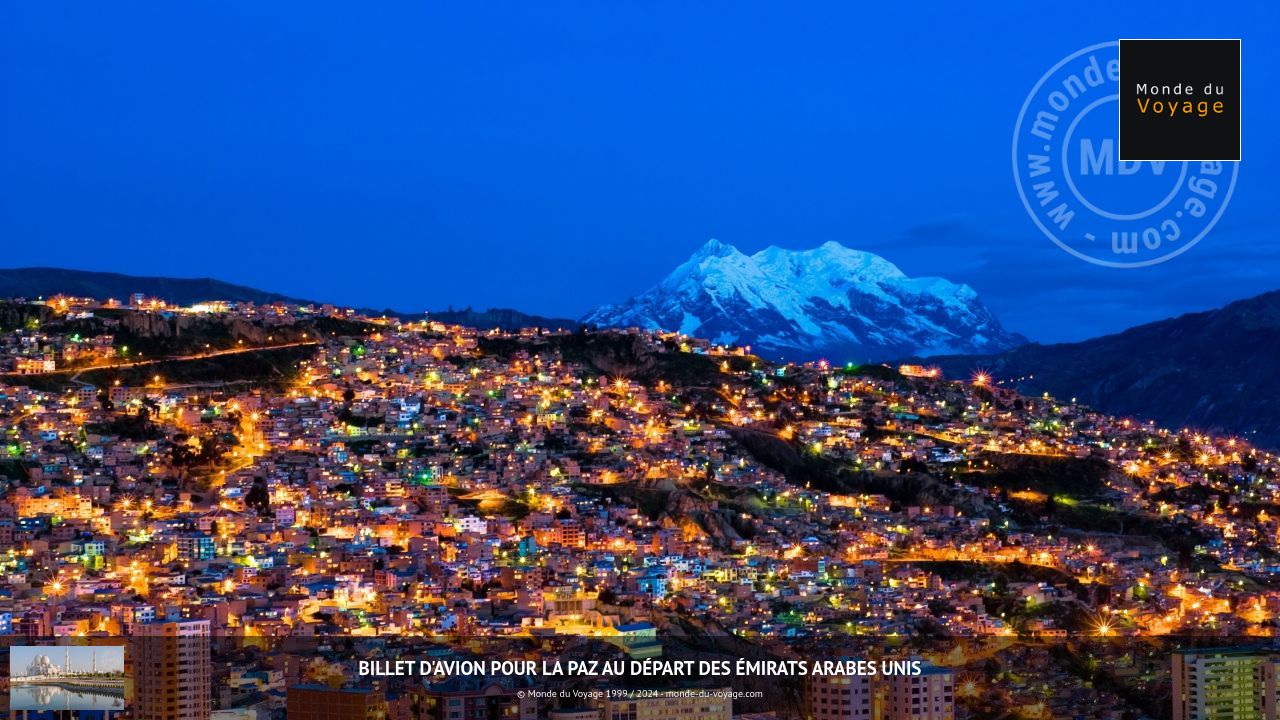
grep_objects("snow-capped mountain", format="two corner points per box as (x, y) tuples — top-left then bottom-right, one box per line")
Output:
(582, 239), (1025, 361)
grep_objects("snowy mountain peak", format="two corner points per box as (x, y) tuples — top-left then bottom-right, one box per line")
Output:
(584, 240), (1025, 362)
(692, 237), (737, 260)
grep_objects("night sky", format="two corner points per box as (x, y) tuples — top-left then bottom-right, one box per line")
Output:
(1, 1), (1276, 343)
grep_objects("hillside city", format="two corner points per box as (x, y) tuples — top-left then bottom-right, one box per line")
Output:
(1, 294), (1279, 720)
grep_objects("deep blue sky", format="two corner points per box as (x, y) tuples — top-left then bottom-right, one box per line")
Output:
(11, 645), (124, 675)
(1, 2), (1276, 343)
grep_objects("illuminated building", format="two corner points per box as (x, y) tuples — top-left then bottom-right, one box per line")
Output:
(1261, 659), (1280, 720)
(417, 677), (536, 720)
(807, 673), (873, 720)
(287, 684), (386, 720)
(884, 665), (953, 720)
(177, 534), (217, 561)
(549, 710), (602, 720)
(597, 688), (731, 720)
(131, 619), (211, 720)
(1173, 648), (1269, 720)
(897, 365), (940, 379)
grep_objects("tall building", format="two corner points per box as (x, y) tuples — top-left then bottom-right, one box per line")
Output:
(1259, 658), (1280, 720)
(597, 688), (732, 720)
(883, 665), (954, 720)
(807, 673), (874, 720)
(1172, 648), (1270, 720)
(288, 684), (386, 720)
(177, 534), (217, 562)
(549, 710), (602, 720)
(130, 619), (212, 720)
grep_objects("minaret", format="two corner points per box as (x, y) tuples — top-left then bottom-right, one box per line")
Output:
(92, 649), (97, 674)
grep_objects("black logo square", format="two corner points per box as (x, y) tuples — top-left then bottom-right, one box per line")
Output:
(1119, 39), (1240, 161)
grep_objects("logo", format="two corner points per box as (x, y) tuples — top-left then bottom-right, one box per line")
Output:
(1012, 41), (1238, 268)
(1119, 39), (1240, 161)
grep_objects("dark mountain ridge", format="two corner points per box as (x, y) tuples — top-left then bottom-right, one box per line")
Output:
(0, 267), (297, 306)
(0, 267), (574, 331)
(924, 289), (1280, 447)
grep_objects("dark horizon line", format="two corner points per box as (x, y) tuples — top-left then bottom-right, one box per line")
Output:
(2, 264), (1278, 353)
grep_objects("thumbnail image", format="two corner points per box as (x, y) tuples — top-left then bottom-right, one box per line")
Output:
(11, 713), (126, 720)
(9, 647), (126, 712)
